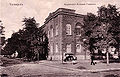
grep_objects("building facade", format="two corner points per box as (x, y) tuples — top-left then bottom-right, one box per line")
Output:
(43, 8), (89, 60)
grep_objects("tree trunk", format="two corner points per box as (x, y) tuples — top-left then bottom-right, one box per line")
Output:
(37, 51), (39, 61)
(106, 48), (109, 65)
(118, 41), (120, 58)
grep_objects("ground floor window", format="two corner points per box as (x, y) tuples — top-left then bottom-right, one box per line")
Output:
(50, 45), (53, 54)
(55, 43), (59, 53)
(76, 44), (81, 53)
(66, 44), (71, 53)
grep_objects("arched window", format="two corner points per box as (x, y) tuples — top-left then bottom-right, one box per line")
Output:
(76, 44), (81, 53)
(66, 24), (71, 35)
(75, 23), (82, 36)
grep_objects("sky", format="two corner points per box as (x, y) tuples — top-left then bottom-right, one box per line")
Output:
(0, 0), (120, 39)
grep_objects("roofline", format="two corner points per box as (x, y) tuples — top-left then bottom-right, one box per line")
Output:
(41, 8), (85, 28)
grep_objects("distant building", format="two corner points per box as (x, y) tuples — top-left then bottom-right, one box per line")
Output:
(42, 8), (89, 60)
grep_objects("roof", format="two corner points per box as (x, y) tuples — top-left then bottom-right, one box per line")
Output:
(44, 8), (84, 24)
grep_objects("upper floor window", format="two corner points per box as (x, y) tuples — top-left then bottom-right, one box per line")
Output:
(55, 25), (58, 36)
(66, 24), (72, 35)
(51, 28), (53, 37)
(76, 28), (81, 35)
(75, 23), (82, 36)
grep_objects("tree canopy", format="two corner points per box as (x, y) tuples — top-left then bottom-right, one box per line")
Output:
(83, 4), (120, 54)
(3, 17), (49, 61)
(0, 20), (5, 36)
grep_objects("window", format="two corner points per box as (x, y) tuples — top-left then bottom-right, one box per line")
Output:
(55, 25), (58, 35)
(76, 28), (81, 35)
(50, 45), (53, 54)
(66, 44), (71, 53)
(75, 23), (81, 36)
(76, 44), (81, 53)
(66, 24), (71, 35)
(51, 28), (53, 37)
(55, 43), (59, 53)
(94, 48), (98, 53)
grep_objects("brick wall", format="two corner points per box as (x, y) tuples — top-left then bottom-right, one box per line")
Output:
(43, 8), (89, 60)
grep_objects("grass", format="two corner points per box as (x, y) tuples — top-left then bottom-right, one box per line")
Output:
(0, 56), (23, 67)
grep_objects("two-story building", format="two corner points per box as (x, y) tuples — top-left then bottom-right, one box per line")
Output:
(42, 8), (89, 60)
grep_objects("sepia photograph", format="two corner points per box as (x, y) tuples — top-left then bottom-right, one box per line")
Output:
(0, 0), (120, 77)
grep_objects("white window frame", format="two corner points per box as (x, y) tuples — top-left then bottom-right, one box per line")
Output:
(55, 43), (59, 53)
(55, 25), (58, 36)
(51, 28), (53, 37)
(66, 44), (71, 53)
(76, 44), (81, 53)
(50, 45), (53, 54)
(66, 24), (72, 35)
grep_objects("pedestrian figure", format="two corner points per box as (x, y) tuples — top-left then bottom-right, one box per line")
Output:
(90, 53), (95, 65)
(50, 57), (52, 61)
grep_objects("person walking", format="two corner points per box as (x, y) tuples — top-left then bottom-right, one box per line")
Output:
(90, 53), (95, 65)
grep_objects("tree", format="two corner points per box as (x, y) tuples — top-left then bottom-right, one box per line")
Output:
(82, 13), (98, 52)
(0, 20), (5, 35)
(0, 20), (5, 54)
(22, 17), (49, 60)
(83, 4), (120, 64)
(0, 20), (5, 44)
(3, 17), (49, 61)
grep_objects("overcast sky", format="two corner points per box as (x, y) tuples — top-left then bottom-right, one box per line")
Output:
(0, 0), (120, 39)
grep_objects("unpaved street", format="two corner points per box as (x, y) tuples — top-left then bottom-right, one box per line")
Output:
(1, 61), (120, 77)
